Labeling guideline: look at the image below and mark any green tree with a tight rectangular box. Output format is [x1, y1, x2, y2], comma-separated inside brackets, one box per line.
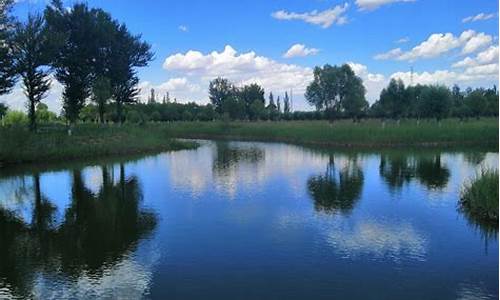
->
[283, 92, 291, 117]
[13, 14, 52, 131]
[0, 0, 17, 95]
[239, 83, 265, 119]
[44, 1, 101, 124]
[36, 103, 57, 123]
[306, 64, 367, 122]
[418, 85, 451, 121]
[208, 77, 235, 115]
[249, 99, 266, 121]
[91, 76, 112, 123]
[377, 78, 407, 119]
[339, 66, 367, 121]
[108, 23, 153, 124]
[465, 89, 487, 119]
[0, 102, 7, 120]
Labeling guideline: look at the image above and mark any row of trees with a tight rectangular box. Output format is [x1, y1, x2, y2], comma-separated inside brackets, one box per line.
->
[207, 77, 292, 121]
[0, 0, 152, 131]
[370, 79, 499, 121]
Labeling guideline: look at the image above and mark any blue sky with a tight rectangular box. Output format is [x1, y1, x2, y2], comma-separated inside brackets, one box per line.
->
[4, 0, 499, 112]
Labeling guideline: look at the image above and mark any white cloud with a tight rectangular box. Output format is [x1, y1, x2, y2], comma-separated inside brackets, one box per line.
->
[395, 37, 410, 43]
[283, 44, 320, 58]
[355, 0, 415, 11]
[461, 32, 492, 54]
[374, 30, 493, 61]
[178, 25, 188, 32]
[374, 47, 403, 60]
[391, 67, 498, 86]
[462, 12, 496, 23]
[452, 46, 499, 68]
[271, 3, 349, 28]
[347, 62, 386, 102]
[163, 45, 314, 109]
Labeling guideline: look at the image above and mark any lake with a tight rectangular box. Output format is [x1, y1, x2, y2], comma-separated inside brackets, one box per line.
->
[0, 140, 498, 299]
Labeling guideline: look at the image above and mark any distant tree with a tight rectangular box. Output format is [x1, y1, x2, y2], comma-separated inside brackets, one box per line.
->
[338, 66, 368, 121]
[283, 92, 291, 116]
[209, 77, 234, 114]
[150, 110, 161, 122]
[220, 94, 245, 120]
[249, 99, 266, 121]
[0, 0, 17, 95]
[109, 23, 153, 123]
[0, 102, 8, 119]
[306, 64, 367, 122]
[276, 95, 281, 113]
[91, 76, 112, 123]
[148, 88, 156, 104]
[267, 92, 278, 121]
[464, 88, 488, 119]
[377, 78, 407, 120]
[239, 83, 265, 119]
[13, 14, 52, 131]
[418, 85, 451, 121]
[3, 110, 28, 126]
[36, 103, 57, 123]
[484, 86, 499, 116]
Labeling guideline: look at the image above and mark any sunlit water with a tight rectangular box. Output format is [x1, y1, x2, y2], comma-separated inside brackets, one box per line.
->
[0, 140, 498, 299]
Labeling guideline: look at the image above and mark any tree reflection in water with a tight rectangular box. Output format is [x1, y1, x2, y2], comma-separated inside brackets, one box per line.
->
[379, 153, 450, 191]
[0, 164, 157, 298]
[212, 142, 265, 179]
[307, 155, 364, 215]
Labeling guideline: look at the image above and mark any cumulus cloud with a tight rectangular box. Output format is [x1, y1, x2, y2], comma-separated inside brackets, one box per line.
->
[375, 30, 493, 61]
[462, 12, 496, 23]
[271, 3, 349, 28]
[283, 44, 320, 58]
[452, 46, 499, 68]
[178, 25, 188, 32]
[355, 0, 415, 11]
[347, 62, 386, 101]
[163, 45, 313, 97]
[391, 67, 498, 86]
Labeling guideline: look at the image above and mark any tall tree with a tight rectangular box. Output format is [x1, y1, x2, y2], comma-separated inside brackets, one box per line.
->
[239, 83, 265, 119]
[13, 14, 52, 131]
[91, 76, 112, 123]
[108, 23, 153, 123]
[208, 77, 234, 114]
[305, 64, 366, 122]
[377, 78, 407, 120]
[283, 92, 291, 115]
[338, 65, 368, 121]
[0, 0, 17, 95]
[418, 85, 451, 121]
[44, 1, 101, 123]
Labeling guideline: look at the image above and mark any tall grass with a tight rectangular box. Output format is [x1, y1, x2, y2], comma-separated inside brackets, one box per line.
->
[460, 169, 499, 224]
[161, 118, 498, 148]
[0, 124, 197, 166]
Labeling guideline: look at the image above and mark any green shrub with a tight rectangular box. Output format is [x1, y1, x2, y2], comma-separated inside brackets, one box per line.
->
[460, 169, 499, 223]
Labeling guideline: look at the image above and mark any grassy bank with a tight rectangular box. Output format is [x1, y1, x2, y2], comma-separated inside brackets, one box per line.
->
[162, 118, 499, 148]
[0, 124, 198, 166]
[460, 169, 499, 225]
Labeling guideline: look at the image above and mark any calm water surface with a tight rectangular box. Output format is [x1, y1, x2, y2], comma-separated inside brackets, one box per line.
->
[0, 140, 498, 299]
